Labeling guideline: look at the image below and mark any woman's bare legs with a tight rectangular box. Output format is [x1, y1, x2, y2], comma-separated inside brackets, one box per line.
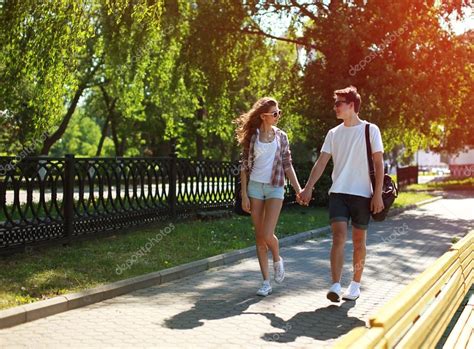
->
[250, 197, 284, 280]
[262, 198, 284, 263]
[250, 198, 268, 280]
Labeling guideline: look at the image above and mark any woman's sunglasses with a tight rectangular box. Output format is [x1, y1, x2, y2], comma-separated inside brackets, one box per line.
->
[262, 110, 282, 118]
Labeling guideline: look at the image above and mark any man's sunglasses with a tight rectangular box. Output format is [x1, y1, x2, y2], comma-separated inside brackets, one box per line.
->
[262, 110, 282, 118]
[334, 100, 351, 107]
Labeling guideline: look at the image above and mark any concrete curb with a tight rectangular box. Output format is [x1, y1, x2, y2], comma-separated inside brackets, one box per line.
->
[0, 225, 331, 329]
[0, 196, 442, 329]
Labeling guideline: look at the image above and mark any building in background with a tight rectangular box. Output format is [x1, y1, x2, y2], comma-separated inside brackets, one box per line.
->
[416, 147, 474, 177]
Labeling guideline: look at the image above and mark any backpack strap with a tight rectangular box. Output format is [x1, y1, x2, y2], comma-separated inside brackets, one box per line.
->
[365, 123, 376, 192]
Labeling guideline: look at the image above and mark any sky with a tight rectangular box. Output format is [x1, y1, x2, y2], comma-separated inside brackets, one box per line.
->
[446, 6, 473, 34]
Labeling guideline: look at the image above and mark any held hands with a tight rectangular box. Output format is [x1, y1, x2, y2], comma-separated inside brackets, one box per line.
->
[296, 187, 312, 206]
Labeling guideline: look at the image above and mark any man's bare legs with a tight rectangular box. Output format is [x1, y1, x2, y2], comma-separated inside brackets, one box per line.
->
[330, 221, 348, 283]
[351, 227, 367, 283]
[328, 222, 366, 301]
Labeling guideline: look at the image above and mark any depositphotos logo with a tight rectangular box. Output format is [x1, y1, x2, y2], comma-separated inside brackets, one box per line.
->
[115, 223, 175, 275]
[349, 23, 409, 76]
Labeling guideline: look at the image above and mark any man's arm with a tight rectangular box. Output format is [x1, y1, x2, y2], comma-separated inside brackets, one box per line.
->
[306, 152, 331, 189]
[285, 165, 302, 194]
[371, 151, 384, 213]
[298, 152, 331, 205]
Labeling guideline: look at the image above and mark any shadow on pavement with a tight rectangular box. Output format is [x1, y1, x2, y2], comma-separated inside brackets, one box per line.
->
[163, 295, 263, 329]
[250, 301, 365, 342]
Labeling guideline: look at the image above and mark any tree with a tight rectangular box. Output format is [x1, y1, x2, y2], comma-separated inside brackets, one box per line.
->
[0, 0, 96, 152]
[2, 0, 470, 160]
[244, 0, 473, 157]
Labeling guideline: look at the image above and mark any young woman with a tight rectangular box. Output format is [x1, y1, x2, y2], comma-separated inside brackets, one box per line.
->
[235, 97, 302, 296]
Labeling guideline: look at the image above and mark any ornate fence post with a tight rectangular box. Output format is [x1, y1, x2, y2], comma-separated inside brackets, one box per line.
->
[168, 139, 177, 218]
[234, 158, 242, 202]
[64, 154, 75, 244]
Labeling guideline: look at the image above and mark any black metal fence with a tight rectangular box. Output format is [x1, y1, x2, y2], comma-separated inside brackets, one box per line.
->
[397, 165, 418, 188]
[0, 153, 325, 255]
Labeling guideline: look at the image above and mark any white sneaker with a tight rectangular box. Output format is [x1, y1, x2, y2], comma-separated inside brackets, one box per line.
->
[274, 257, 285, 284]
[342, 281, 361, 301]
[326, 283, 342, 302]
[256, 282, 272, 296]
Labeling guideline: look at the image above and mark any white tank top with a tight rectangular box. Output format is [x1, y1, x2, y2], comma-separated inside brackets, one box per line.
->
[249, 132, 277, 184]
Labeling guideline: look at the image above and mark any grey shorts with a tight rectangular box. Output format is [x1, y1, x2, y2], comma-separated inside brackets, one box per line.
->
[329, 193, 371, 230]
[247, 180, 285, 200]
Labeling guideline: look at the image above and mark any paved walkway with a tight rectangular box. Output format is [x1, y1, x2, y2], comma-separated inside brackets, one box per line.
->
[1, 192, 473, 348]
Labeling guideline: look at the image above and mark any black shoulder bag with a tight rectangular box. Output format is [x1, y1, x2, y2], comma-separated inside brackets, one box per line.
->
[365, 124, 398, 221]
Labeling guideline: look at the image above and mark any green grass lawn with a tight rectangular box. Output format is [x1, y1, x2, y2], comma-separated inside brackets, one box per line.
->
[0, 205, 328, 310]
[391, 175, 472, 209]
[406, 177, 474, 191]
[392, 191, 435, 209]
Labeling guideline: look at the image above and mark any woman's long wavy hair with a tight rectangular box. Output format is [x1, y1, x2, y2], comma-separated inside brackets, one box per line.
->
[234, 97, 278, 154]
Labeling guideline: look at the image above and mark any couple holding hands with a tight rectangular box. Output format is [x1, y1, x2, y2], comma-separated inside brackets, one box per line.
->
[234, 86, 385, 301]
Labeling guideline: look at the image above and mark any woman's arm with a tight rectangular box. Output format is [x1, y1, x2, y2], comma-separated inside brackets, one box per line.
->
[239, 151, 251, 213]
[240, 166, 248, 197]
[281, 133, 302, 193]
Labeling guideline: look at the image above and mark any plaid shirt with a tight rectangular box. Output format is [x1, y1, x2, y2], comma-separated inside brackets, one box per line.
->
[241, 126, 293, 187]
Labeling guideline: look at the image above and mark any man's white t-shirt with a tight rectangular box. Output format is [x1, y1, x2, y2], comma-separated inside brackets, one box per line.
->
[321, 120, 384, 198]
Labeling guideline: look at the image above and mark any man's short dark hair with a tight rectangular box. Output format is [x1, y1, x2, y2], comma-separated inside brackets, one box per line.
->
[334, 86, 361, 113]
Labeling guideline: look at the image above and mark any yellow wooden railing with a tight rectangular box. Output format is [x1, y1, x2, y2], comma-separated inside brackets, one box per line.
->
[334, 229, 473, 349]
[443, 285, 473, 348]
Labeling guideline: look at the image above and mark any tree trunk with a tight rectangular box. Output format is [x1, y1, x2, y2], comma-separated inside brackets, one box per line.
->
[100, 86, 124, 156]
[96, 114, 110, 156]
[195, 97, 205, 160]
[40, 59, 101, 155]
[109, 114, 123, 156]
[40, 83, 86, 155]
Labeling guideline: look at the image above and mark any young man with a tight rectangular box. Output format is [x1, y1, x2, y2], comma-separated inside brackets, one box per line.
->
[298, 86, 384, 301]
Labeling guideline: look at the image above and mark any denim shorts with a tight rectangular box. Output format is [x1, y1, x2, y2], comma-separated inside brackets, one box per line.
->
[329, 193, 371, 230]
[247, 180, 285, 200]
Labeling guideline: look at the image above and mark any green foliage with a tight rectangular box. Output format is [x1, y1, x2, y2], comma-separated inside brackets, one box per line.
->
[0, 0, 95, 138]
[0, 0, 472, 161]
[295, 0, 473, 156]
